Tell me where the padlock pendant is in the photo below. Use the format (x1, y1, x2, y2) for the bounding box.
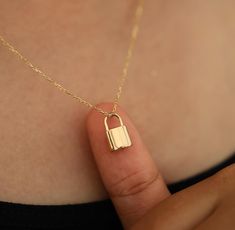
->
(104, 113, 132, 151)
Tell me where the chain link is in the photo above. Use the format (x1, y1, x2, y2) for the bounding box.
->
(0, 0, 144, 116)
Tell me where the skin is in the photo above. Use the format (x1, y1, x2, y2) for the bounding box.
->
(87, 103, 235, 229)
(0, 0, 235, 205)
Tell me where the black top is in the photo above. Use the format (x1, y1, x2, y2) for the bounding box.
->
(0, 153, 234, 230)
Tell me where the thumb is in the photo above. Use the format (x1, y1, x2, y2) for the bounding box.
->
(86, 103, 170, 228)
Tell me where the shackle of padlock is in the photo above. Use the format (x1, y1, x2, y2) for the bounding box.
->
(104, 112, 124, 131)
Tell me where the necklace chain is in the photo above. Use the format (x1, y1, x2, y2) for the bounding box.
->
(0, 0, 144, 116)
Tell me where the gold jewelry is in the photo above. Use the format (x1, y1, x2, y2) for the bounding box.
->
(105, 112, 132, 151)
(0, 0, 145, 151)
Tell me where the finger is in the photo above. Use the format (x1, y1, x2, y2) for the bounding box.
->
(195, 205, 235, 230)
(86, 103, 170, 228)
(132, 177, 218, 230)
(195, 165, 235, 230)
(132, 165, 235, 230)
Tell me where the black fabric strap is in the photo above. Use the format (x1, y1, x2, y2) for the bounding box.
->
(0, 199, 122, 229)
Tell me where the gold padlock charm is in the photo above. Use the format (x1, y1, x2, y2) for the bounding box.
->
(104, 113, 132, 151)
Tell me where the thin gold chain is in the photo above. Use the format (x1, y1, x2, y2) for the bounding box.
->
(0, 0, 144, 116)
(111, 0, 144, 113)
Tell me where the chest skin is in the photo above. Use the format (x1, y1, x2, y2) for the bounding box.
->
(0, 0, 235, 205)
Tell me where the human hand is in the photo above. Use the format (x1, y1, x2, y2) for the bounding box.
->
(86, 103, 235, 230)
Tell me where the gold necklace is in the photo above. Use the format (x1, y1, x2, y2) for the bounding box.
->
(0, 0, 144, 151)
